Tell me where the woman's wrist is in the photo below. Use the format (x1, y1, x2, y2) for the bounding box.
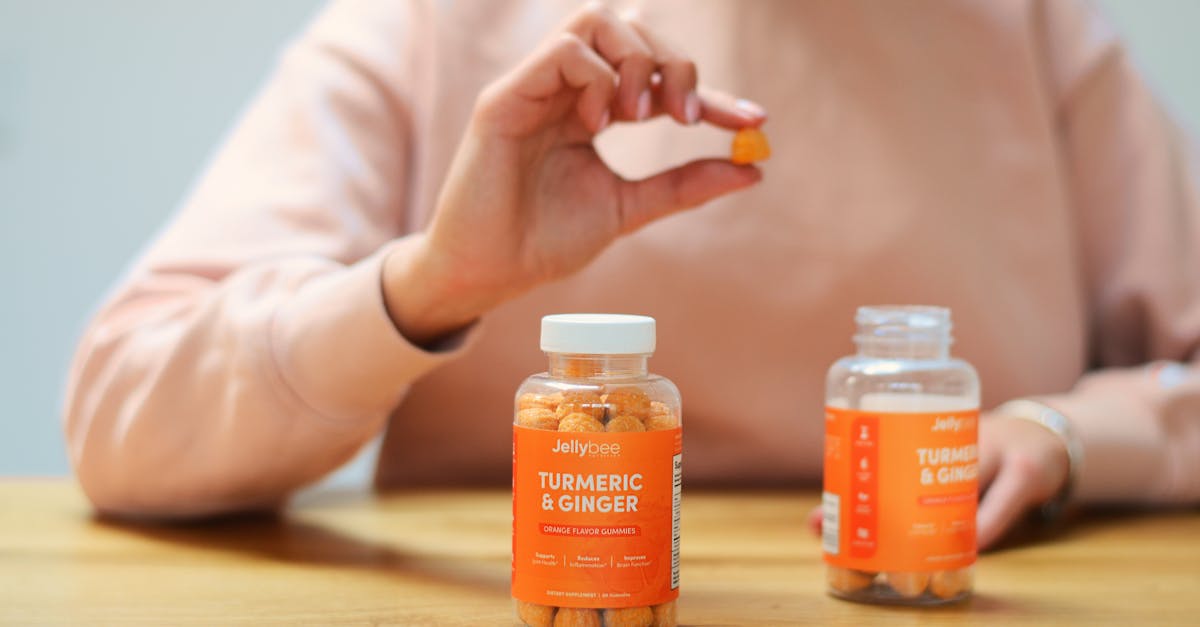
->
(994, 399, 1083, 521)
(380, 234, 492, 347)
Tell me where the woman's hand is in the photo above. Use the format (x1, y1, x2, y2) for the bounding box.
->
(806, 413, 1071, 551)
(974, 415, 1071, 548)
(383, 3, 766, 344)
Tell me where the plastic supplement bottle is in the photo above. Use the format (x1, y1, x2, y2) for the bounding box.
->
(822, 306, 980, 605)
(512, 314, 681, 627)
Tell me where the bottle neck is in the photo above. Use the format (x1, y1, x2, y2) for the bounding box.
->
(548, 353, 649, 379)
(855, 338, 950, 360)
(853, 305, 953, 360)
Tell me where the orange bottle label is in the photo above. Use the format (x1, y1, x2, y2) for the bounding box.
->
(512, 425, 682, 608)
(822, 407, 978, 572)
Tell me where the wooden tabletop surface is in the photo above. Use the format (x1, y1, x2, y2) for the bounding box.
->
(1, 480, 1197, 625)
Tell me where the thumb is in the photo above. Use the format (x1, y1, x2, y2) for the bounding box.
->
(976, 454, 1040, 550)
(617, 159, 761, 233)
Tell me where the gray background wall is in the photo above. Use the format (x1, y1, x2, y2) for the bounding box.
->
(1, 1, 1197, 478)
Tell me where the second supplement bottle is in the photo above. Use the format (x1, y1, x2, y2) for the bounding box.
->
(512, 314, 681, 627)
(823, 306, 980, 605)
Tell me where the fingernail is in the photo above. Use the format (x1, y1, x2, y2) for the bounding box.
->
(598, 109, 610, 131)
(637, 89, 652, 121)
(685, 92, 701, 124)
(735, 98, 766, 118)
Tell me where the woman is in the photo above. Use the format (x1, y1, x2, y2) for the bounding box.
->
(65, 1, 1200, 549)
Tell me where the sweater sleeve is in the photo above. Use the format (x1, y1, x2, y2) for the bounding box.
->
(63, 0, 459, 517)
(1033, 0, 1200, 505)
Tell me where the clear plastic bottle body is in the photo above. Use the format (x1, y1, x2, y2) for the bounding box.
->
(513, 352, 681, 627)
(823, 307, 980, 606)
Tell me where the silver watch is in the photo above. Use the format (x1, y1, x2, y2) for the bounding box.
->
(992, 399, 1083, 522)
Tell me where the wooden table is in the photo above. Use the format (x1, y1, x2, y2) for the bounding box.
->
(1, 480, 1197, 625)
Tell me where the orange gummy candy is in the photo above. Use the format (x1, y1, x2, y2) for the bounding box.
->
(730, 127, 770, 164)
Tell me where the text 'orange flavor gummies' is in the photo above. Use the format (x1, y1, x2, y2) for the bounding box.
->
(731, 127, 770, 164)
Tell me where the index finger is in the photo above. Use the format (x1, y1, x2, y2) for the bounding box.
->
(632, 84, 768, 131)
(697, 87, 768, 130)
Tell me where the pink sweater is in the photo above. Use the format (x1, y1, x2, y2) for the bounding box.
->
(65, 0, 1200, 516)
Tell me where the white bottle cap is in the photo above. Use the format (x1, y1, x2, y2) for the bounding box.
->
(540, 314, 656, 355)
